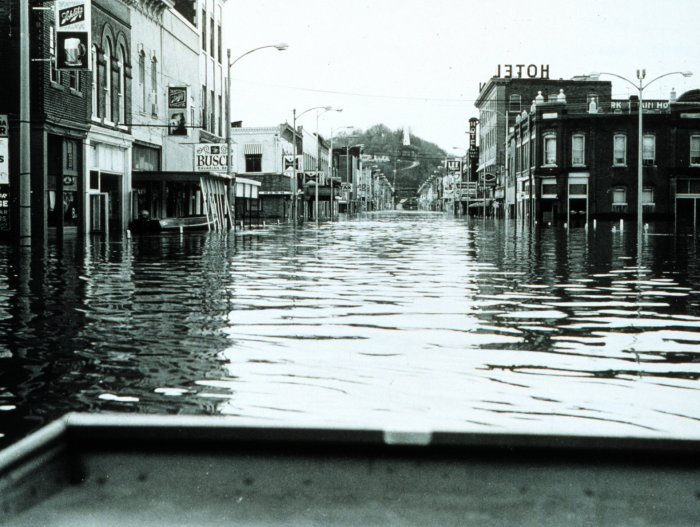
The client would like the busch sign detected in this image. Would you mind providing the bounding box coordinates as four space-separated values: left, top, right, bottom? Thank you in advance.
194 143 236 173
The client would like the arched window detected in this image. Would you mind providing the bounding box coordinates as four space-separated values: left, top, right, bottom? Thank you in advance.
104 39 112 122
138 50 146 112
117 44 126 125
91 45 98 118
150 56 158 117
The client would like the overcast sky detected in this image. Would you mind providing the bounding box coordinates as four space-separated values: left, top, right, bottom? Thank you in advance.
223 0 698 152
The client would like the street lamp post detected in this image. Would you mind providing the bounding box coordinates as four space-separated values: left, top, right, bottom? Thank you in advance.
226 43 287 232
592 69 692 244
315 108 342 224
329 126 355 221
291 105 337 224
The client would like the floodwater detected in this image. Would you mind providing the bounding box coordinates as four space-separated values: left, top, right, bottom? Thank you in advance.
1 211 700 446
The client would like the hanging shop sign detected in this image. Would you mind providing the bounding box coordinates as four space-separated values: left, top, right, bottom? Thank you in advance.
168 87 188 136
55 0 91 71
194 143 235 173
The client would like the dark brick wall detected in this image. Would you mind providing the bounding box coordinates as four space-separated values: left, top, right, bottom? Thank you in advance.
523 107 700 223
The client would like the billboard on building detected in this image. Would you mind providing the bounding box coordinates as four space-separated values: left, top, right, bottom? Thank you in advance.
194 144 235 173
168 87 188 136
55 0 91 71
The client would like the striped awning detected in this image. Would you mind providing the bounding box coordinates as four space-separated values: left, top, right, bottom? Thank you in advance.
244 144 263 155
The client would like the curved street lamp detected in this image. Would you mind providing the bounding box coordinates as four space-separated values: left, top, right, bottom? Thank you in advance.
591 70 693 245
225 43 288 231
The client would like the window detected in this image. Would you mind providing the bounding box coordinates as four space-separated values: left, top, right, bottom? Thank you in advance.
509 94 521 113
201 9 207 51
543 134 556 166
572 134 585 166
150 57 158 117
613 134 626 166
139 50 146 112
201 85 207 130
542 179 557 196
104 40 112 122
245 154 262 172
117 45 126 125
210 90 215 134
691 135 700 166
569 183 587 196
643 187 654 208
612 187 627 210
643 134 655 166
217 24 222 63
210 17 215 56
69 71 80 92
91 45 98 117
218 95 222 137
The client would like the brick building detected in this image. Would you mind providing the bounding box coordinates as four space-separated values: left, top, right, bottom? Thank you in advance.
505 88 700 230
474 74 612 217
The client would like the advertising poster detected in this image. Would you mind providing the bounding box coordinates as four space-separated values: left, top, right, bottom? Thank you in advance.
55 0 91 71
168 87 188 136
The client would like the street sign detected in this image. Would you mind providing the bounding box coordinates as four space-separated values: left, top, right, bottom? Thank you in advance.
55 0 91 71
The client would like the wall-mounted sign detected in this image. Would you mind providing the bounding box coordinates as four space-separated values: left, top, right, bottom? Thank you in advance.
55 0 91 71
194 144 235 173
445 159 462 173
0 114 8 186
610 99 670 112
0 188 8 232
168 87 188 135
496 64 549 79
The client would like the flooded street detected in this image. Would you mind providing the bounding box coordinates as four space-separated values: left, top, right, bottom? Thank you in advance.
2 212 700 446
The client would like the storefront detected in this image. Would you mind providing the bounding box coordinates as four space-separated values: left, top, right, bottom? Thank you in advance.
86 131 131 235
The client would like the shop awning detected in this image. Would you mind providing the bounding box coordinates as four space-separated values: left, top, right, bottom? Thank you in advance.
244 144 263 155
133 171 232 183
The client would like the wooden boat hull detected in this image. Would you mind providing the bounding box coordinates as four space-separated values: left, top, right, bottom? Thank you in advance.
0 413 698 526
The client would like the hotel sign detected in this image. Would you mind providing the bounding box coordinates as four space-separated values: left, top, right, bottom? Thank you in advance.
496 64 550 79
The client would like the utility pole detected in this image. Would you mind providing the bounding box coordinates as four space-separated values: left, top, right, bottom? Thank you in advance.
19 1 31 245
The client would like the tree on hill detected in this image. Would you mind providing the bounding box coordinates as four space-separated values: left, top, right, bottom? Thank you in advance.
333 124 447 194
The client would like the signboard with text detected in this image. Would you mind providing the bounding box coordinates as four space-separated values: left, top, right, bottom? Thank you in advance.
55 0 91 71
194 144 235 173
0 187 9 232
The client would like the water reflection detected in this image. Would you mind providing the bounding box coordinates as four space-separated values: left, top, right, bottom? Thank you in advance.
1 213 700 445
